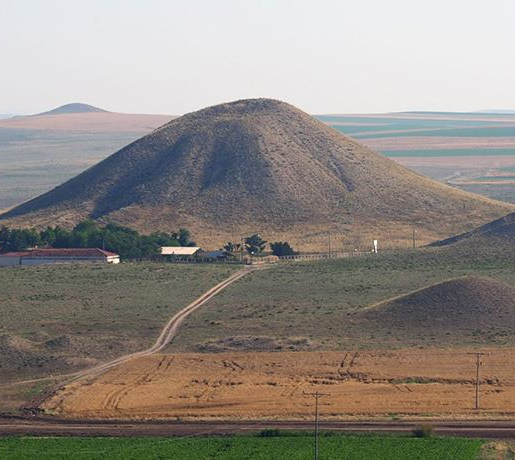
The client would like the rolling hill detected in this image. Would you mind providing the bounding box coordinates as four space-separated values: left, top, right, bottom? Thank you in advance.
36 103 107 116
358 276 515 344
431 211 515 247
1 98 512 250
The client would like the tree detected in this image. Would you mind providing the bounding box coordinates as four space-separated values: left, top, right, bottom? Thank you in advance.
270 241 296 257
0 226 10 250
244 234 267 255
0 221 193 260
40 227 56 247
223 242 241 253
2 228 40 251
178 228 194 246
53 227 72 248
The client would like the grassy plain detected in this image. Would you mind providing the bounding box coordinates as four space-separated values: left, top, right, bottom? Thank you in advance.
169 249 515 352
0 263 236 410
0 128 141 209
0 435 483 460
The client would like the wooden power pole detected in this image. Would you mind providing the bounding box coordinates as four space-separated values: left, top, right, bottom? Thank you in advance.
305 391 329 460
468 352 486 410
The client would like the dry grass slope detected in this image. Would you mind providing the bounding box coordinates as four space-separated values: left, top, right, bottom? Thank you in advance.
431 211 515 246
1 98 512 249
359 276 515 340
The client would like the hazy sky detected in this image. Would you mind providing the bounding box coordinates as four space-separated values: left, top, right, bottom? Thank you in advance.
1 0 514 115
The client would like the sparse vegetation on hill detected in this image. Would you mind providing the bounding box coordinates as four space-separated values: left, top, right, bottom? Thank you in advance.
0 262 237 411
170 247 515 352
1 98 511 250
358 276 515 341
431 210 515 248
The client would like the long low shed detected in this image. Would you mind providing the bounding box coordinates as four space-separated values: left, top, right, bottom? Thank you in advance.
0 248 120 266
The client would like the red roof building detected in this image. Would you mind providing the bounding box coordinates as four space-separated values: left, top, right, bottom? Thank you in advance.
0 248 120 266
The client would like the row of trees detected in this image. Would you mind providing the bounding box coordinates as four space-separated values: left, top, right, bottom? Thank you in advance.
223 234 296 257
0 220 195 260
0 224 296 260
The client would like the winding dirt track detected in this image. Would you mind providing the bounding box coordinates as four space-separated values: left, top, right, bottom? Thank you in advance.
60 266 255 384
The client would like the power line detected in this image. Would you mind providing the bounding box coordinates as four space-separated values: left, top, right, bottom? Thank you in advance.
305 391 329 460
467 352 486 410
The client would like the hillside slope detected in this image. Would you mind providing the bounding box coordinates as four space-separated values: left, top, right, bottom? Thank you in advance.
1 98 512 249
358 276 515 344
431 211 515 247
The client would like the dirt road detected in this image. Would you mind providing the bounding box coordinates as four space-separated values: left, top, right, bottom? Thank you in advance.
4 416 515 439
47 266 255 387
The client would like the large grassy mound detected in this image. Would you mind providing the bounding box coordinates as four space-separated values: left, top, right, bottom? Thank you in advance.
1 98 511 250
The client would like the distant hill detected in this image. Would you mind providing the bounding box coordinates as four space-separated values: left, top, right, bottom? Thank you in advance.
358 276 515 343
0 109 173 133
0 98 512 250
36 103 107 116
475 109 515 114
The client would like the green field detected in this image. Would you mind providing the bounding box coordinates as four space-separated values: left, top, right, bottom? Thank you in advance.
352 126 515 139
315 113 515 204
383 148 515 158
170 248 515 352
0 435 483 460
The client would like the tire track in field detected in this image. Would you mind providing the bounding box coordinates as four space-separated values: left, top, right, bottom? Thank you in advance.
44 266 259 412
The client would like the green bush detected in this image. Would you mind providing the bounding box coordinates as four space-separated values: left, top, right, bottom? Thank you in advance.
413 425 433 438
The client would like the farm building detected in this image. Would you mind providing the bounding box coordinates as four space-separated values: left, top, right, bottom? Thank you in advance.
0 248 120 266
205 250 233 261
160 246 201 256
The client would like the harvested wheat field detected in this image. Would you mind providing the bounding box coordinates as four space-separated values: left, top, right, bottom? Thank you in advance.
43 349 515 420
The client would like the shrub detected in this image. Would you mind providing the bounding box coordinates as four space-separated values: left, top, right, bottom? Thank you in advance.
258 429 281 437
413 425 433 438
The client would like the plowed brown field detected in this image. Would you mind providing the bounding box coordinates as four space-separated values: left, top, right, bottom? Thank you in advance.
42 349 515 420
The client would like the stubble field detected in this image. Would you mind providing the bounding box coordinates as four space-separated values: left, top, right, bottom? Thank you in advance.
44 348 515 420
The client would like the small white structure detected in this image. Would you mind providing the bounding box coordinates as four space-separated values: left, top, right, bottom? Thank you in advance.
373 239 378 254
0 248 120 266
160 246 201 256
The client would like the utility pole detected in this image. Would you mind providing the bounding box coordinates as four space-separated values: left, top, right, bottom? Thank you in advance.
305 391 329 460
328 234 331 258
412 226 416 249
467 352 486 410
240 235 244 264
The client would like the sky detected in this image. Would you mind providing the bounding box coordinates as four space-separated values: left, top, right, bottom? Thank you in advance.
1 0 514 115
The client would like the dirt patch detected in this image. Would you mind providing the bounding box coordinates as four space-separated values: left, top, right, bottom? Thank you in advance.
196 336 316 352
0 334 97 382
42 349 515 420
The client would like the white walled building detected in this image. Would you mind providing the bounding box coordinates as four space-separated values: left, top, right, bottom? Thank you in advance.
0 248 120 266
